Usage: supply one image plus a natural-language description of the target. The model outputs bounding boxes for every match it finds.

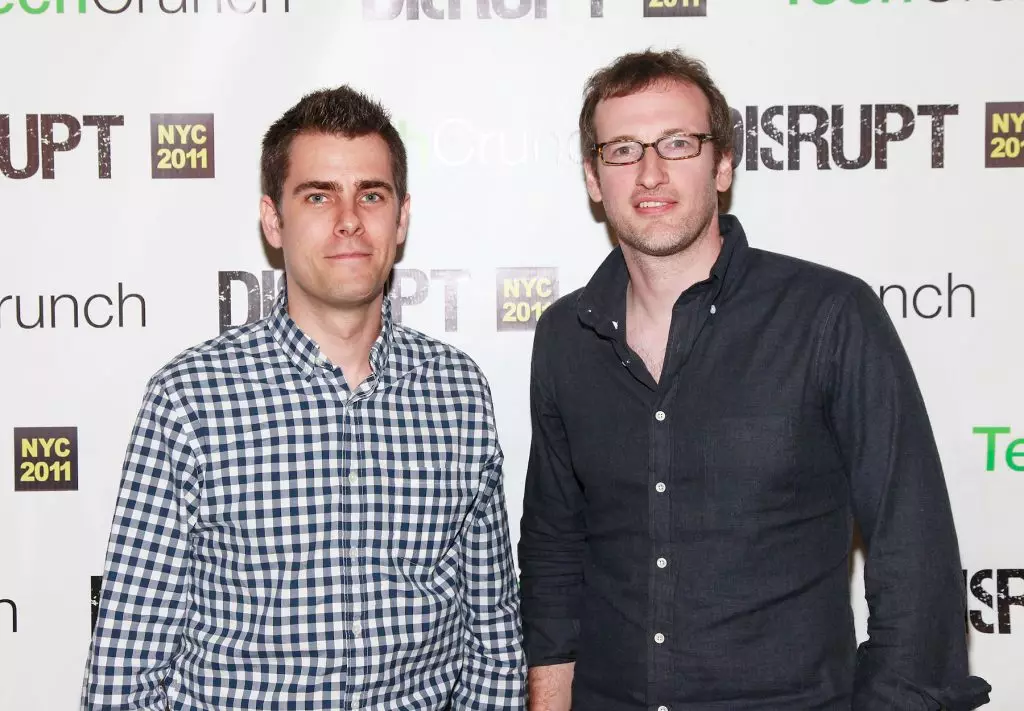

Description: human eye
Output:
[665,135,695,150]
[609,142,636,157]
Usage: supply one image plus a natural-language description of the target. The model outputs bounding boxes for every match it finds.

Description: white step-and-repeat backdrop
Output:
[1,0,1022,708]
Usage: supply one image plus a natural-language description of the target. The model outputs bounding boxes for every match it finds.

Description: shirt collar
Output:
[577,213,748,335]
[267,280,395,385]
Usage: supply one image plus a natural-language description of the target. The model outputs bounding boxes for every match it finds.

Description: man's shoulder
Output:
[533,286,586,338]
[542,286,586,324]
[743,246,874,303]
[391,323,491,389]
[145,318,274,396]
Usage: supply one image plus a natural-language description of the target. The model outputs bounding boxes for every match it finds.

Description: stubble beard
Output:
[610,186,718,259]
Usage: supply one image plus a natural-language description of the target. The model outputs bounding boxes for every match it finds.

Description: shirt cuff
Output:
[522,617,580,667]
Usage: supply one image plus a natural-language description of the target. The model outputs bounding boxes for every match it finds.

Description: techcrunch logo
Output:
[875,273,975,319]
[0,0,289,14]
[973,426,1024,472]
[0,598,15,634]
[0,284,147,329]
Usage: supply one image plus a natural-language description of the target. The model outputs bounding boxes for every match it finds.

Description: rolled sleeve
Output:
[518,311,587,667]
[819,282,991,710]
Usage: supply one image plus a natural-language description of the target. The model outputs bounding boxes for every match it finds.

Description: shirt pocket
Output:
[384,462,475,569]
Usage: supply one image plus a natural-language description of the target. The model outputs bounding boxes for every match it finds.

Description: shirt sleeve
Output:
[819,281,991,711]
[450,377,527,710]
[517,310,587,667]
[81,381,200,710]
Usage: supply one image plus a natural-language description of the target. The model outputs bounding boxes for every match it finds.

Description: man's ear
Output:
[584,159,604,204]
[714,151,734,194]
[260,195,284,249]
[396,193,410,246]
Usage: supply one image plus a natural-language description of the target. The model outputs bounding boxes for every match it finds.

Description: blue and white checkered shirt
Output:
[82,287,526,710]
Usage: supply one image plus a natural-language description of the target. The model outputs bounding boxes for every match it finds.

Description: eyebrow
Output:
[354,179,395,195]
[602,128,705,143]
[291,179,396,196]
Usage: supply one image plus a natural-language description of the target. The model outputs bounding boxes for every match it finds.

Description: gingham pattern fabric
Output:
[81,287,526,710]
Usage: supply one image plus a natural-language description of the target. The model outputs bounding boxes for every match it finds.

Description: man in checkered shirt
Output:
[81,86,526,710]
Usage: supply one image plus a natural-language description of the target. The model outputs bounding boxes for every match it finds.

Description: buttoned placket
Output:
[311,349,369,707]
[346,355,389,710]
[647,287,722,708]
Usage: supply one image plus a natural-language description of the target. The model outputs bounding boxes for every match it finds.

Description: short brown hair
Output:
[579,49,734,167]
[260,86,408,210]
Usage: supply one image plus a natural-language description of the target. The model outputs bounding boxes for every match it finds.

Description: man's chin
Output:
[617,229,696,259]
[333,291,384,309]
[311,282,386,311]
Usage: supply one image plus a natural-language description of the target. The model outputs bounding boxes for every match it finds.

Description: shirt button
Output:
[654,632,665,644]
[655,410,666,421]
[348,472,358,485]
[352,621,362,636]
[655,482,666,493]
[657,557,668,569]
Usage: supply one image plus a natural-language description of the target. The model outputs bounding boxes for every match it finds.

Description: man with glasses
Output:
[517,49,990,710]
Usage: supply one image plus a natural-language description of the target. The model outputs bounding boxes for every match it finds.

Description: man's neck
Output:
[287,288,384,389]
[622,222,723,326]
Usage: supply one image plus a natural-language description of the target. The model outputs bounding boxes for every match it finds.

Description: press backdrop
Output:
[1,0,1022,708]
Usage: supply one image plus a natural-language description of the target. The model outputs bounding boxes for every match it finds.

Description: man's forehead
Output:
[289,131,389,158]
[594,82,710,136]
[285,133,393,183]
[597,81,708,116]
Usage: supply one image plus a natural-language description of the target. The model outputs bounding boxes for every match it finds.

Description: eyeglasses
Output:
[593,133,715,166]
